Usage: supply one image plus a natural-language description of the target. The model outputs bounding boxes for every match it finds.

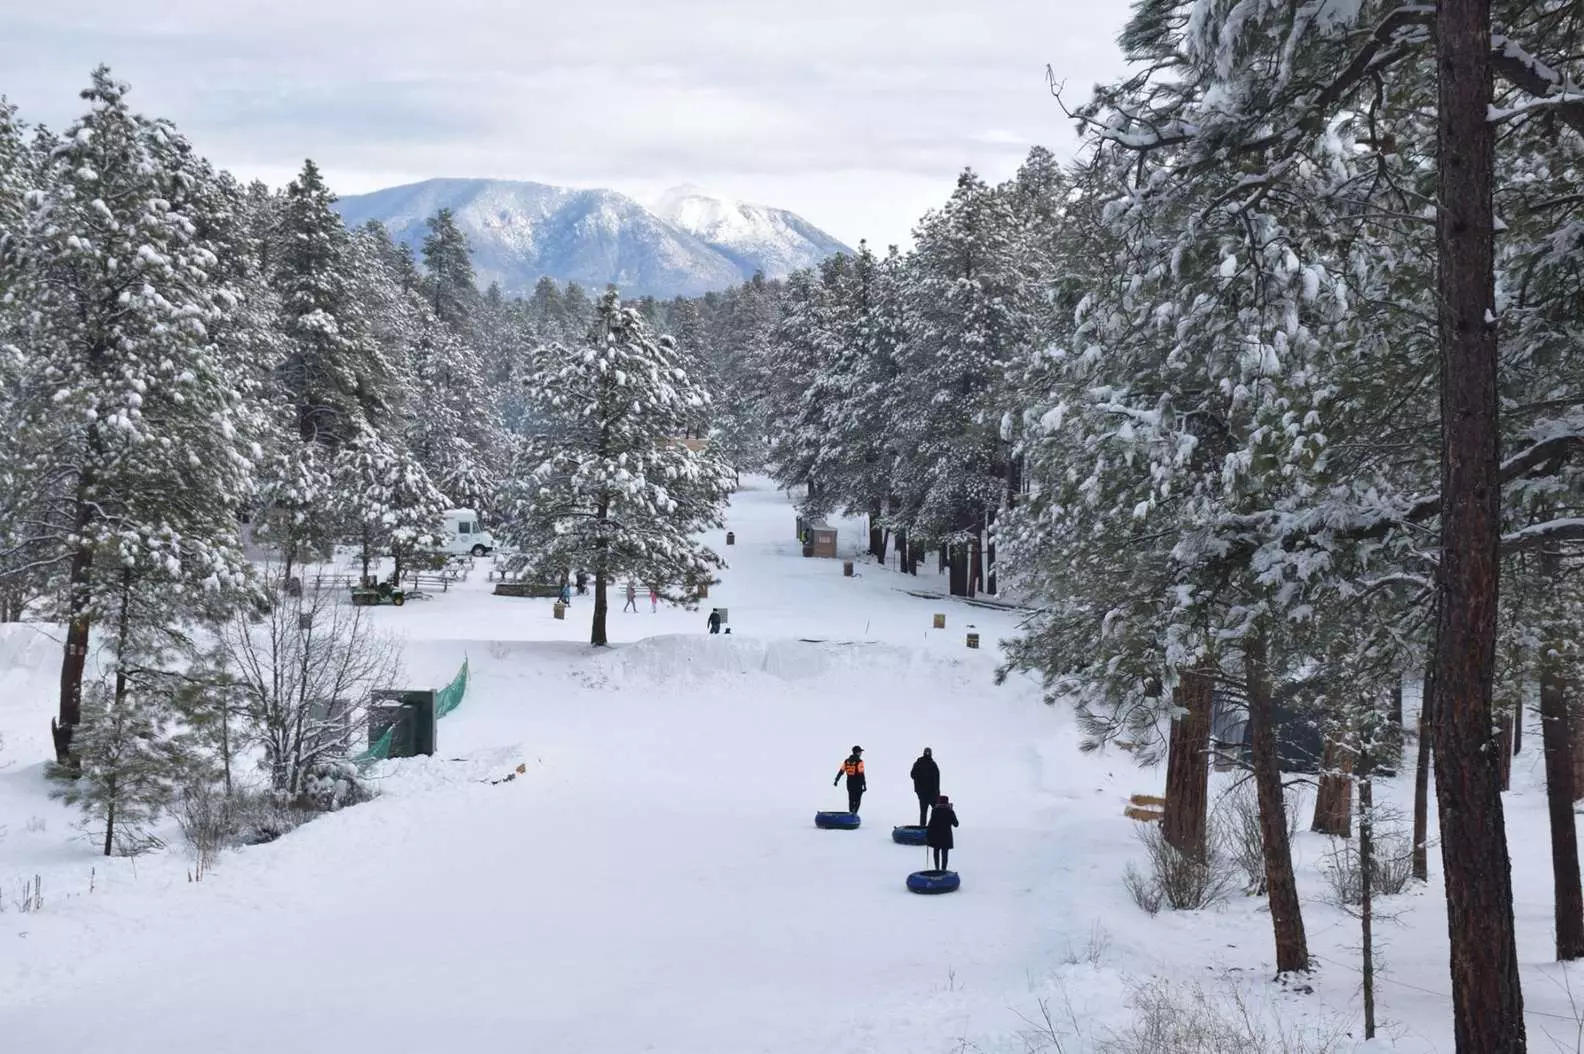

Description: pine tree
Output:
[272,160,396,445]
[421,208,478,334]
[499,290,734,645]
[895,170,1034,595]
[59,678,189,856]
[12,68,255,763]
[332,423,448,584]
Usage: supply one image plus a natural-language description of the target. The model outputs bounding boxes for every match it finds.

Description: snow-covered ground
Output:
[2,479,1582,1051]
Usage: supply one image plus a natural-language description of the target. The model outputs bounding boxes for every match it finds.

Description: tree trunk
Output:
[968,531,982,598]
[591,571,609,647]
[1432,0,1526,1042]
[1386,680,1405,768]
[1414,663,1435,882]
[1512,663,1523,756]
[56,482,98,766]
[986,507,997,596]
[1359,739,1377,1041]
[1162,670,1213,858]
[1539,619,1584,959]
[1245,630,1310,974]
[103,781,116,857]
[1496,710,1515,791]
[1572,696,1584,802]
[868,512,885,561]
[1311,732,1355,837]
[948,543,969,597]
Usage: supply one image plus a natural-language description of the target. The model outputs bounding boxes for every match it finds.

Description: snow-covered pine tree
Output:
[331,423,448,584]
[0,96,23,274]
[893,169,1035,596]
[499,289,734,646]
[59,677,191,856]
[271,159,397,446]
[0,99,44,622]
[421,207,479,335]
[11,68,255,764]
[767,264,841,514]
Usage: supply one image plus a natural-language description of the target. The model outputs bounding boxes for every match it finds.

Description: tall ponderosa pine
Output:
[273,159,395,445]
[421,207,478,334]
[12,68,254,763]
[500,290,734,646]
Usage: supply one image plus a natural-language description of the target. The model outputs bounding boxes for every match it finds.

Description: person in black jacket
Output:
[707,609,722,634]
[909,747,940,827]
[833,745,865,814]
[926,795,958,871]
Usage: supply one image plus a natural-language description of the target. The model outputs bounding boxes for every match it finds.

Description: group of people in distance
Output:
[834,745,960,871]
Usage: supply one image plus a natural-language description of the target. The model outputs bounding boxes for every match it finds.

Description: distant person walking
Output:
[926,795,958,871]
[649,585,659,613]
[558,583,572,606]
[707,609,722,634]
[623,583,638,612]
[833,745,866,815]
[910,748,940,827]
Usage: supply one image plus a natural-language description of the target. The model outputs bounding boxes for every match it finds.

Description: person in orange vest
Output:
[833,745,866,814]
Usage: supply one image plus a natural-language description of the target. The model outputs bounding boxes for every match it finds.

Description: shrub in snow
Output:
[295,759,374,814]
[1097,978,1348,1053]
[1124,822,1237,913]
[1216,782,1305,896]
[174,782,233,879]
[1321,828,1418,907]
[227,790,310,847]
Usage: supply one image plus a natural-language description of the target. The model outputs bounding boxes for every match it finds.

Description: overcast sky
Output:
[0,1,1135,249]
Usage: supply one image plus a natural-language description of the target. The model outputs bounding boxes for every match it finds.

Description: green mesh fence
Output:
[360,725,395,764]
[435,657,469,718]
[357,657,468,766]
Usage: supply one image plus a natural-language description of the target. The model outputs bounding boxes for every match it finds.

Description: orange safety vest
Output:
[841,757,864,778]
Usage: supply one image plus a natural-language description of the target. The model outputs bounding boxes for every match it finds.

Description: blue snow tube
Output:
[907,869,961,895]
[815,811,861,830]
[892,825,928,845]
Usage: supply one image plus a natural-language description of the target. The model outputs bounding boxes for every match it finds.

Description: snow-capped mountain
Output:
[649,184,851,281]
[334,178,851,298]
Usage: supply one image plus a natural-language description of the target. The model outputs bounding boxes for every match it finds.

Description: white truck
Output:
[436,509,497,557]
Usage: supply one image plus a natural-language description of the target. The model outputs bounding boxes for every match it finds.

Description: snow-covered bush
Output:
[295,759,374,813]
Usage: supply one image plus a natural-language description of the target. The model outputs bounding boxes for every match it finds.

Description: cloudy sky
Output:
[1,1,1135,248]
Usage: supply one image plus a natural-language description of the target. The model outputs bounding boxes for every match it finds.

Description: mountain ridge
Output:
[333,177,850,299]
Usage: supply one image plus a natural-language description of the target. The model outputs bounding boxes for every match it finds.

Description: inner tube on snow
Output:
[891,825,928,845]
[906,869,961,895]
[814,811,861,830]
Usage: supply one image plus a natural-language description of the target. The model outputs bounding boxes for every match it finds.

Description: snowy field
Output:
[2,480,1584,1052]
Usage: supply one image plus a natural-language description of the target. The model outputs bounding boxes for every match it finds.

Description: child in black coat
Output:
[926,795,958,871]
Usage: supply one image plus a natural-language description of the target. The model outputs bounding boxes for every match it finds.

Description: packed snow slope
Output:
[6,480,1584,1051]
[0,481,1129,1053]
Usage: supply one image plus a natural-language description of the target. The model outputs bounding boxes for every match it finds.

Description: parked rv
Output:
[435,509,497,557]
